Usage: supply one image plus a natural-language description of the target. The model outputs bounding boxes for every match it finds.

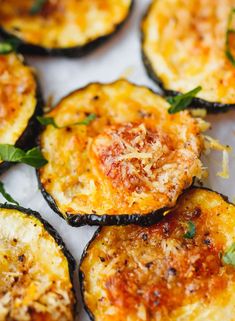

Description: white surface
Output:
[1,0,235,320]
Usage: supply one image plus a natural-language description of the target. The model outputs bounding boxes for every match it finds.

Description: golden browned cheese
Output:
[0,207,74,321]
[39,80,205,217]
[0,0,132,49]
[80,188,235,321]
[0,54,36,146]
[142,0,235,104]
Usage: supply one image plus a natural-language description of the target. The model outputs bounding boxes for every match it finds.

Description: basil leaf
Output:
[167,87,202,114]
[30,0,47,15]
[22,147,48,168]
[37,116,59,128]
[222,243,235,266]
[0,181,19,205]
[183,221,196,239]
[0,145,25,162]
[0,38,21,55]
[0,145,47,168]
[37,113,97,128]
[0,42,14,55]
[225,8,235,66]
[76,113,97,125]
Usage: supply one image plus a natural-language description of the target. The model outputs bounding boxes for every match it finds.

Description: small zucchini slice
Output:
[38,80,205,226]
[80,188,235,321]
[0,204,75,321]
[142,0,235,112]
[0,0,133,57]
[0,52,42,174]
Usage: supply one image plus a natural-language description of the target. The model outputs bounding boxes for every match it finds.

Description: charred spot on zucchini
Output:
[0,53,43,174]
[80,188,235,321]
[142,0,235,111]
[38,80,206,226]
[0,0,134,57]
[0,204,75,321]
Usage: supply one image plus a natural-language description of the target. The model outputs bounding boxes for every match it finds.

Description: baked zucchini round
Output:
[38,80,205,226]
[0,0,133,57]
[0,52,42,174]
[0,204,75,321]
[142,0,235,111]
[80,188,235,321]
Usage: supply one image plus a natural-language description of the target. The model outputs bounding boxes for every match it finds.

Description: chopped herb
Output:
[183,221,196,239]
[222,243,235,266]
[226,8,235,66]
[0,38,21,55]
[167,87,202,114]
[30,0,47,15]
[0,181,19,205]
[37,116,59,128]
[0,42,14,55]
[0,145,47,168]
[37,113,97,128]
[77,113,97,125]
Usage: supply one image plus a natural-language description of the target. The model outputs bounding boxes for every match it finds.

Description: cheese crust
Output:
[0,206,75,321]
[0,53,37,147]
[80,188,235,321]
[142,0,235,105]
[0,0,132,49]
[39,80,204,219]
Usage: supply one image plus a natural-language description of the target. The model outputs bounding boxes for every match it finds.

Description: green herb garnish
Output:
[225,8,235,66]
[30,0,47,14]
[37,113,97,128]
[222,243,235,266]
[37,116,59,128]
[0,38,21,55]
[183,221,196,239]
[167,87,202,114]
[0,145,47,168]
[0,42,14,55]
[0,181,19,205]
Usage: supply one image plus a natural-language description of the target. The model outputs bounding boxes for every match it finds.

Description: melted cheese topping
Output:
[0,0,132,49]
[80,188,235,321]
[0,207,74,321]
[0,53,36,145]
[142,0,235,105]
[39,80,204,217]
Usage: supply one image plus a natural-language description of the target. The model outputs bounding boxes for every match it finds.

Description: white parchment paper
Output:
[1,1,235,320]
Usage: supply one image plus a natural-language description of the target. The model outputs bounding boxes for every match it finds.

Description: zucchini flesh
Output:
[80,188,235,321]
[0,0,133,54]
[38,80,204,225]
[0,53,39,171]
[0,205,75,321]
[142,0,235,108]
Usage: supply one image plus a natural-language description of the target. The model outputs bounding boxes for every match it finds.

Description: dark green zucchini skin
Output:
[141,5,234,114]
[0,203,77,317]
[78,186,232,321]
[79,227,102,321]
[36,170,169,227]
[0,76,44,175]
[0,1,134,58]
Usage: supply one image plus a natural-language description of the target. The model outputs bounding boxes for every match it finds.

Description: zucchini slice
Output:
[0,0,133,57]
[0,204,75,321]
[38,80,205,226]
[142,0,235,111]
[80,188,235,321]
[0,53,42,174]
